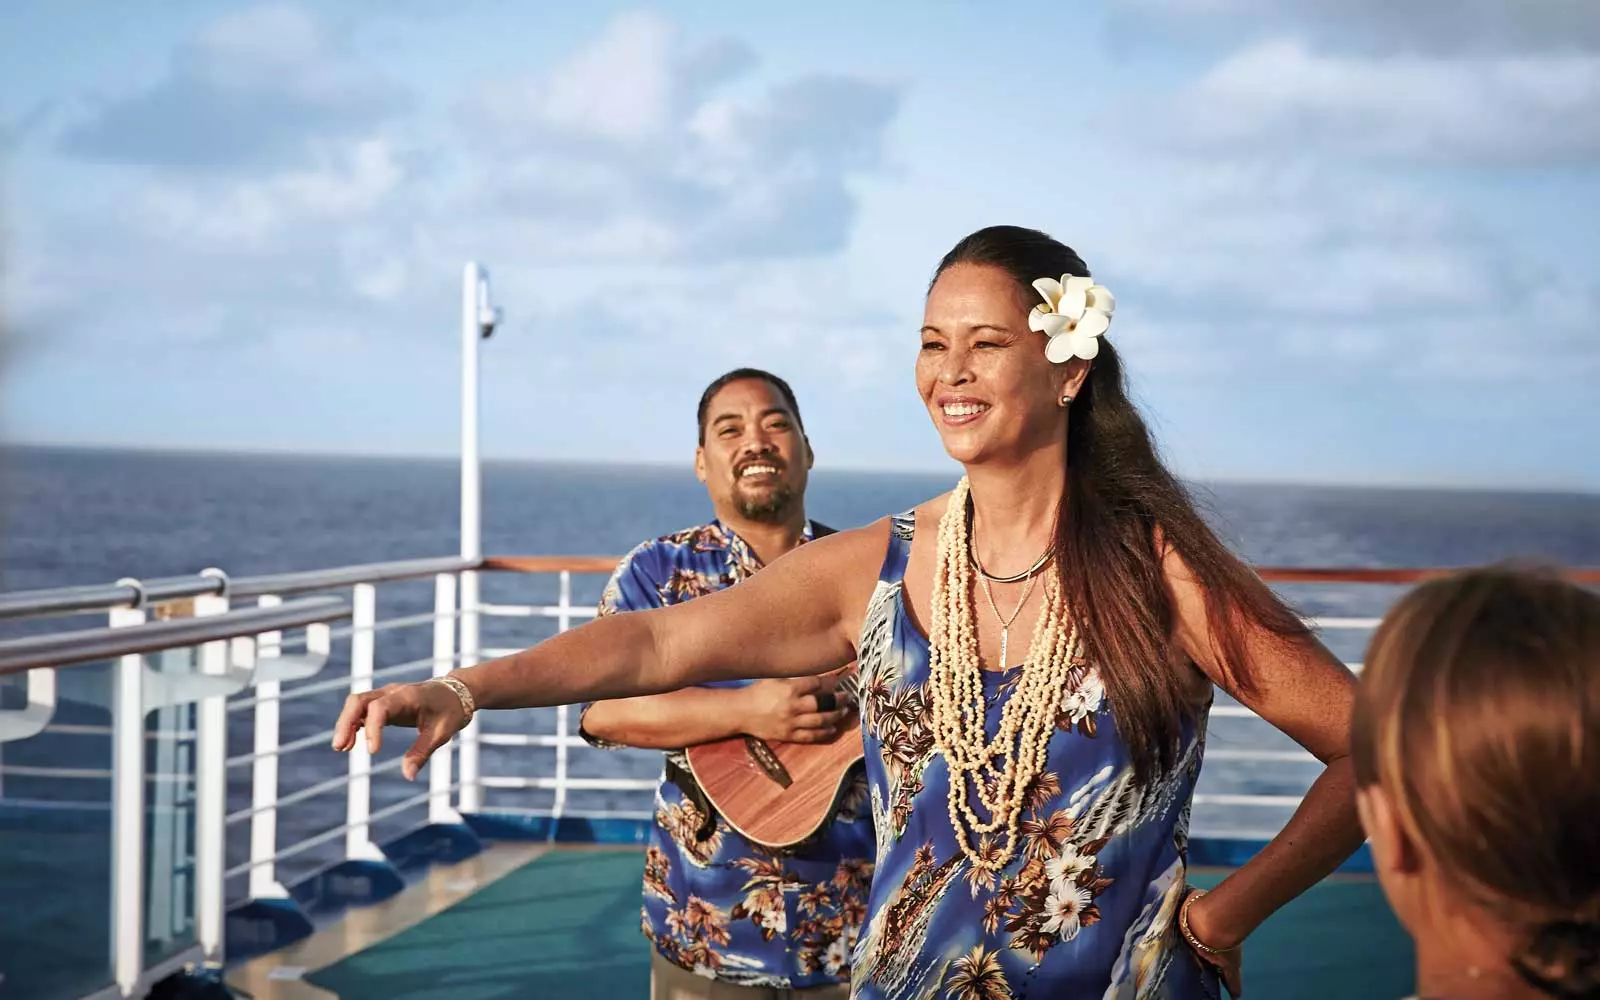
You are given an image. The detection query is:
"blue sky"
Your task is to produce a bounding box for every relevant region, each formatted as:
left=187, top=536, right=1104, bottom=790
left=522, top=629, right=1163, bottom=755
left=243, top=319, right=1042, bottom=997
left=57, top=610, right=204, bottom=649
left=3, top=0, right=1597, bottom=489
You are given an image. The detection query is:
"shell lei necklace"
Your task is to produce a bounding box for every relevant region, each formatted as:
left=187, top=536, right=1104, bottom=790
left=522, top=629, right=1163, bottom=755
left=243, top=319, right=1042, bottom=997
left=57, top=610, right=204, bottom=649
left=927, top=477, right=1084, bottom=873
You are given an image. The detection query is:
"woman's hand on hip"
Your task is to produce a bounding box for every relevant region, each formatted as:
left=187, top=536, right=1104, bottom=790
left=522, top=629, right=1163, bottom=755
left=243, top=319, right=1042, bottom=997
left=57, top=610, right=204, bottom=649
left=1183, top=888, right=1244, bottom=998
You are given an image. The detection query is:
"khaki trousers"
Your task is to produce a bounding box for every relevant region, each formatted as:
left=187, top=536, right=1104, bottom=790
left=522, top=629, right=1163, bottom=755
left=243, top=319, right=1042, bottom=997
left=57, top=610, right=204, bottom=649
left=650, top=953, right=851, bottom=1000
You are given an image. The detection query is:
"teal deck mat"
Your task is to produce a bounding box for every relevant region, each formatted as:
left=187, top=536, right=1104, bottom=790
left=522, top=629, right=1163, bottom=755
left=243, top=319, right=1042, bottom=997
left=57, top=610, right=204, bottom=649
left=305, top=851, right=1415, bottom=999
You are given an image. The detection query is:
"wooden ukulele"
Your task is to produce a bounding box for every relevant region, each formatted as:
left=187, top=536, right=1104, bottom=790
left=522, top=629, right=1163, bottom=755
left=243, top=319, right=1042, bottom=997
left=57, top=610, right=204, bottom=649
left=683, top=670, right=865, bottom=850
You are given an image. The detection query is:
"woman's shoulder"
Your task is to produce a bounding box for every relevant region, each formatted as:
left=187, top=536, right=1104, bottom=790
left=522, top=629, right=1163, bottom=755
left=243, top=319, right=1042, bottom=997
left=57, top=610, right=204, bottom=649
left=825, top=493, right=952, bottom=552
left=777, top=495, right=948, bottom=598
left=909, top=491, right=954, bottom=529
left=815, top=490, right=947, bottom=543
left=763, top=517, right=889, bottom=578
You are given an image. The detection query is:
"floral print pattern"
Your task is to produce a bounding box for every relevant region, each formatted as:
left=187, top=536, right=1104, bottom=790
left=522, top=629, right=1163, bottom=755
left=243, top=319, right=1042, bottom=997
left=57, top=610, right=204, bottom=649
left=852, top=512, right=1218, bottom=1000
left=581, top=519, right=876, bottom=990
left=1058, top=662, right=1106, bottom=736
left=867, top=678, right=937, bottom=837
left=943, top=945, right=1014, bottom=1000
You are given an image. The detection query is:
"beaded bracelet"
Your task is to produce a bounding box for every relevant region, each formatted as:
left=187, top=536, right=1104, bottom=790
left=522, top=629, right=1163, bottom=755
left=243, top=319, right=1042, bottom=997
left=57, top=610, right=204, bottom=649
left=1179, top=888, right=1236, bottom=956
left=433, top=675, right=476, bottom=724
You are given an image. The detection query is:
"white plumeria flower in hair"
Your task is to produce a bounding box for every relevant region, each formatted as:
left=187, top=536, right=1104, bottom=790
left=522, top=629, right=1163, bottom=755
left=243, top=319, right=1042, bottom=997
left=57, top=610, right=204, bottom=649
left=1027, top=273, right=1116, bottom=363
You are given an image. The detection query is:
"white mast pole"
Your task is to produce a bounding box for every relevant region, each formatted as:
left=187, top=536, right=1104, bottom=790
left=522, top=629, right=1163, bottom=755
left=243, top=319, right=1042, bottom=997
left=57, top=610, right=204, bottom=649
left=458, top=262, right=498, bottom=813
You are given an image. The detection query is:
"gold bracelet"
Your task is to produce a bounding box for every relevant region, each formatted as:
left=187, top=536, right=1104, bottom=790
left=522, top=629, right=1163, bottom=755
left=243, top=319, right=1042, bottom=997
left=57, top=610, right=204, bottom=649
left=1179, top=888, right=1236, bottom=955
left=433, top=675, right=476, bottom=723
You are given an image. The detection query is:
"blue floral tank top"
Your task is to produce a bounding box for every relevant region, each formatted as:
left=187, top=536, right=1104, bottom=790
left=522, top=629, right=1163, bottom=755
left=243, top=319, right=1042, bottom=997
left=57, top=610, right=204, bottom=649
left=851, top=512, right=1220, bottom=999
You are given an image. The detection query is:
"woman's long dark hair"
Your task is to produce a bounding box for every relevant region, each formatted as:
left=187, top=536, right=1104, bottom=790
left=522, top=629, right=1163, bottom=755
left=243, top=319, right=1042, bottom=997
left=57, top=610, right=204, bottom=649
left=934, top=225, right=1309, bottom=783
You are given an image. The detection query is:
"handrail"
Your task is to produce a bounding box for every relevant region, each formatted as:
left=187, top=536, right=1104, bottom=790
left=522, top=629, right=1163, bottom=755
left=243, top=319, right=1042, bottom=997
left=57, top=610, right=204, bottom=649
left=484, top=556, right=1600, bottom=585
left=228, top=556, right=480, bottom=598
left=1257, top=566, right=1600, bottom=585
left=0, top=597, right=350, bottom=676
left=483, top=555, right=628, bottom=574
left=6, top=558, right=1591, bottom=625
left=0, top=574, right=226, bottom=621
left=0, top=557, right=482, bottom=620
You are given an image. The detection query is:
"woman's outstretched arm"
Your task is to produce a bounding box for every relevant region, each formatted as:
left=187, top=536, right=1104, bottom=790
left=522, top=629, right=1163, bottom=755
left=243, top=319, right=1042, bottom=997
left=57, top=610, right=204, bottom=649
left=331, top=521, right=886, bottom=776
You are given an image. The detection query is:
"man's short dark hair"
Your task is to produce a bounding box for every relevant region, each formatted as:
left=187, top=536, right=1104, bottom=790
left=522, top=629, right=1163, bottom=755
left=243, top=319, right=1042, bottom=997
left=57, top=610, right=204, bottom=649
left=696, top=368, right=805, bottom=444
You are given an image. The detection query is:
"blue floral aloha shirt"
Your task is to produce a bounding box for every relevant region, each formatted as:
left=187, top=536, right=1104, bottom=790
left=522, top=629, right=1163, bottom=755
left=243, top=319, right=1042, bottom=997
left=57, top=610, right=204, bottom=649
left=579, top=519, right=876, bottom=990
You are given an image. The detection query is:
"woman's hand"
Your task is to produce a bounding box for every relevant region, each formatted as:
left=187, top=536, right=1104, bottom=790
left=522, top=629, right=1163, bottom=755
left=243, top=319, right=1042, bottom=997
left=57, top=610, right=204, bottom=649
left=1182, top=888, right=1244, bottom=998
left=333, top=679, right=470, bottom=780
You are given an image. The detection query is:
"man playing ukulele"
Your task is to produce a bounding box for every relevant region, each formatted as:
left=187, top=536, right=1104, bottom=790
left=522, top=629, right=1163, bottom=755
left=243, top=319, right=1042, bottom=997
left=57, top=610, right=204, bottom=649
left=579, top=369, right=874, bottom=1000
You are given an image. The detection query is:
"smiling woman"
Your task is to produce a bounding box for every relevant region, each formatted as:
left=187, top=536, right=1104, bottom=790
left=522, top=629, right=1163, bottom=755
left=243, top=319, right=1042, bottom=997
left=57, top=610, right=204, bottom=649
left=917, top=228, right=1314, bottom=788
left=334, top=224, right=1366, bottom=1000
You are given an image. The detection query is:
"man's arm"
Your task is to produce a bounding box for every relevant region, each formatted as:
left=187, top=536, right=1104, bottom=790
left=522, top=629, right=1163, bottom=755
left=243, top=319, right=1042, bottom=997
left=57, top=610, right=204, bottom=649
left=578, top=540, right=848, bottom=750
left=582, top=678, right=847, bottom=750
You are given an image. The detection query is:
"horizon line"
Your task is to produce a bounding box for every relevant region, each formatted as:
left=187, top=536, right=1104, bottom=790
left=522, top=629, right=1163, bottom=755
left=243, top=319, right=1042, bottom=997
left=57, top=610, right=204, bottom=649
left=5, top=438, right=1597, bottom=499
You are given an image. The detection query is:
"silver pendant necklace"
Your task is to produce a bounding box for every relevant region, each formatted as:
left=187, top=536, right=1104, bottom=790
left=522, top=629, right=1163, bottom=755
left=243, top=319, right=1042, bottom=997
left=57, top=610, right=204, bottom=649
left=964, top=494, right=1056, bottom=584
left=980, top=573, right=1035, bottom=668
left=965, top=495, right=1054, bottom=666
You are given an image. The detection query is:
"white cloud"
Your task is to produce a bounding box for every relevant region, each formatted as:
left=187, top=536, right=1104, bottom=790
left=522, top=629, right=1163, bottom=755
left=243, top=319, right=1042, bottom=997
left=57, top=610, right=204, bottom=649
left=1077, top=3, right=1600, bottom=390
left=131, top=138, right=402, bottom=248
left=187, top=4, right=344, bottom=90
left=1078, top=159, right=1597, bottom=385
left=1163, top=40, right=1600, bottom=165
left=14, top=6, right=902, bottom=379
left=58, top=2, right=406, bottom=171
left=1109, top=0, right=1600, bottom=55
left=470, top=11, right=687, bottom=146
left=463, top=11, right=765, bottom=156
left=346, top=253, right=409, bottom=303
left=455, top=12, right=900, bottom=262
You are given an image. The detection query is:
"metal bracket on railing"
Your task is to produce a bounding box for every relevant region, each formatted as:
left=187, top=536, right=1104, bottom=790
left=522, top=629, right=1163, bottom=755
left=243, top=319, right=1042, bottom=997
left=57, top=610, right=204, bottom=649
left=234, top=622, right=332, bottom=685
left=200, top=567, right=231, bottom=601
left=33, top=642, right=262, bottom=716
left=114, top=576, right=149, bottom=612
left=0, top=667, right=57, bottom=743
left=143, top=650, right=255, bottom=711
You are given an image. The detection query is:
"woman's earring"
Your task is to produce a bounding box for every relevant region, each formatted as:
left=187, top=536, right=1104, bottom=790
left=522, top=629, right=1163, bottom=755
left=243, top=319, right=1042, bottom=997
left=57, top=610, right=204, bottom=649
left=1060, top=393, right=1074, bottom=407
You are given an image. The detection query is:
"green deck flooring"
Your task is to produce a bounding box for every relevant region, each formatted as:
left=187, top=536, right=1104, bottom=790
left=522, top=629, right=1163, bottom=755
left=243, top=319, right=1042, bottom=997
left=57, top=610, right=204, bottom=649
left=0, top=825, right=115, bottom=1000
left=305, top=850, right=1416, bottom=999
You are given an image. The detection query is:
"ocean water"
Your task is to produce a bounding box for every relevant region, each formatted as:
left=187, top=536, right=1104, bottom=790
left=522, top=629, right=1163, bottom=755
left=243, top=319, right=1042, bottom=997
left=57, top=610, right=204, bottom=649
left=2, top=445, right=1598, bottom=896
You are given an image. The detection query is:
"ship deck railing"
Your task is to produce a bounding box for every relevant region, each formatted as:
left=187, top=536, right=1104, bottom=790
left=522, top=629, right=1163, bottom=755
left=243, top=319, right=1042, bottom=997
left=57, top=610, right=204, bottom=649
left=3, top=557, right=1597, bottom=1000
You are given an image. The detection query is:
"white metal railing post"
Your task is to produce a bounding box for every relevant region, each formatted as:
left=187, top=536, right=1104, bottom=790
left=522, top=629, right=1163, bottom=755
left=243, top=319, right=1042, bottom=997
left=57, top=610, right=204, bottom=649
left=108, top=602, right=147, bottom=996
left=460, top=262, right=483, bottom=571
left=457, top=582, right=481, bottom=814
left=345, top=583, right=384, bottom=860
left=457, top=260, right=494, bottom=815
left=147, top=649, right=182, bottom=956
left=429, top=573, right=463, bottom=824
left=457, top=582, right=482, bottom=814
left=552, top=571, right=572, bottom=821
left=193, top=589, right=230, bottom=961
left=248, top=595, right=290, bottom=899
